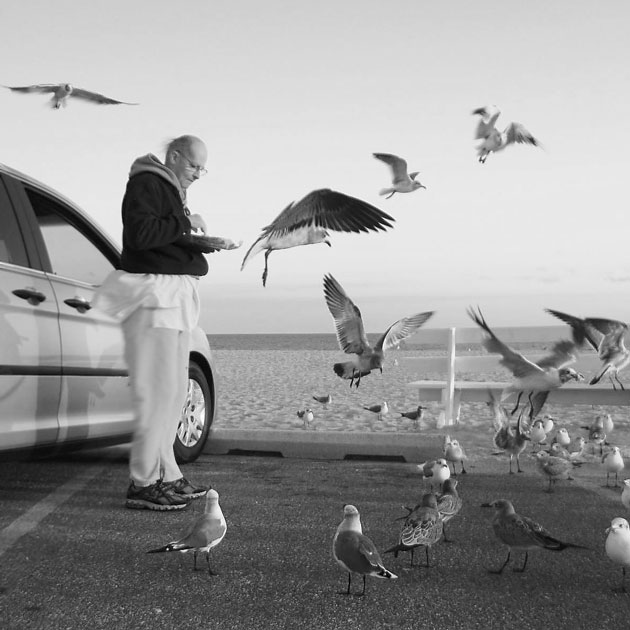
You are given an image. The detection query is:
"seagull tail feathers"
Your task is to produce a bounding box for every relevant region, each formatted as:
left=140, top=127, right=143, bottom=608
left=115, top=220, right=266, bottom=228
left=375, top=566, right=398, bottom=579
left=378, top=188, right=395, bottom=197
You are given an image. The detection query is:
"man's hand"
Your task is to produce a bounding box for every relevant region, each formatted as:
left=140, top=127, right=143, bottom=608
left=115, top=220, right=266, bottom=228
left=188, top=213, right=207, bottom=234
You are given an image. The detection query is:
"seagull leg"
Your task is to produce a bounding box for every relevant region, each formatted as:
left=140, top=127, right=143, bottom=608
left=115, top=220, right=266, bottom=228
left=488, top=550, right=511, bottom=574
left=425, top=546, right=431, bottom=568
left=359, top=575, right=366, bottom=597
left=516, top=454, right=524, bottom=474
left=615, top=374, right=625, bottom=390
left=409, top=548, right=415, bottom=568
left=344, top=573, right=352, bottom=595
left=508, top=455, right=514, bottom=475
left=193, top=551, right=199, bottom=571
left=261, top=250, right=271, bottom=287
left=460, top=460, right=467, bottom=474
left=206, top=552, right=218, bottom=576
left=510, top=392, right=523, bottom=416
left=513, top=552, right=528, bottom=573
left=386, top=192, right=395, bottom=199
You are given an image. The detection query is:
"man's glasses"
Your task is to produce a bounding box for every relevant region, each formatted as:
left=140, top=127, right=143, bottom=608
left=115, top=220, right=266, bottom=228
left=180, top=153, right=208, bottom=176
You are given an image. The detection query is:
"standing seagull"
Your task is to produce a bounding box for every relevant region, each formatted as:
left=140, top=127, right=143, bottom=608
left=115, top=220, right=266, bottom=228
left=363, top=401, right=389, bottom=421
left=3, top=83, right=138, bottom=109
left=147, top=489, right=226, bottom=575
left=468, top=307, right=584, bottom=415
left=605, top=518, right=630, bottom=592
left=436, top=478, right=463, bottom=543
left=545, top=309, right=630, bottom=390
left=313, top=394, right=332, bottom=407
left=534, top=451, right=577, bottom=492
left=443, top=435, right=467, bottom=475
left=385, top=493, right=444, bottom=568
left=483, top=499, right=586, bottom=574
left=324, top=274, right=433, bottom=387
left=602, top=447, right=625, bottom=488
left=487, top=391, right=530, bottom=473
left=332, top=504, right=397, bottom=596
left=373, top=153, right=426, bottom=199
left=240, top=189, right=394, bottom=286
left=472, top=105, right=540, bottom=163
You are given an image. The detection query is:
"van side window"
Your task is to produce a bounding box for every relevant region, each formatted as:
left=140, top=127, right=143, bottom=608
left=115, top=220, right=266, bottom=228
left=0, top=180, right=29, bottom=267
left=25, top=187, right=114, bottom=285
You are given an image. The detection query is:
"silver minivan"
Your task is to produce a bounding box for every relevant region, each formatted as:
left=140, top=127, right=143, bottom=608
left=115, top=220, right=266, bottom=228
left=0, top=162, right=217, bottom=462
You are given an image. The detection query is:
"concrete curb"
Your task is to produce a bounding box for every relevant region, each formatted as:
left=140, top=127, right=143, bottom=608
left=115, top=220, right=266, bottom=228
left=204, top=428, right=443, bottom=463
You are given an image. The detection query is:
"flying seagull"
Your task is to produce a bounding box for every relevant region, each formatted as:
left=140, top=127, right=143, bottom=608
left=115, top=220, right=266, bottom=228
left=240, top=189, right=394, bottom=286
left=147, top=489, right=226, bottom=575
left=333, top=504, right=397, bottom=596
left=3, top=83, right=138, bottom=109
left=324, top=274, right=433, bottom=387
left=468, top=307, right=584, bottom=415
left=373, top=153, right=426, bottom=198
left=472, top=105, right=540, bottom=163
left=545, top=309, right=630, bottom=390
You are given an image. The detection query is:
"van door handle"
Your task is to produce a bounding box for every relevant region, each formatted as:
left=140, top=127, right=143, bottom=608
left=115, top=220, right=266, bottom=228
left=12, top=287, right=46, bottom=304
left=64, top=297, right=92, bottom=312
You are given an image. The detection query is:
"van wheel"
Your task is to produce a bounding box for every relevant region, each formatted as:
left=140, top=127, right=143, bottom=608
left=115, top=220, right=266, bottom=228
left=174, top=361, right=212, bottom=464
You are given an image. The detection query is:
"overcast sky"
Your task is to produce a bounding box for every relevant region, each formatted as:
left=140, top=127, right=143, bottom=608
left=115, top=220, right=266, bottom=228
left=2, top=0, right=629, bottom=333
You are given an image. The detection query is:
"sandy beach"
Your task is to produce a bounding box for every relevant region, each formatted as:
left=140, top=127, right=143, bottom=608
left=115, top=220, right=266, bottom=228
left=210, top=344, right=630, bottom=460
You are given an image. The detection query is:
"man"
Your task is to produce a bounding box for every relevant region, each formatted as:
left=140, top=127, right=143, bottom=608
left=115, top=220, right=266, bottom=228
left=95, top=135, right=213, bottom=510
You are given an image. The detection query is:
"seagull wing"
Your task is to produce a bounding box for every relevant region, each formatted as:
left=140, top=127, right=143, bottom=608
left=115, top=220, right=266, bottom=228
left=544, top=309, right=601, bottom=350
left=259, top=189, right=394, bottom=238
left=467, top=307, right=541, bottom=378
left=4, top=83, right=59, bottom=94
left=472, top=105, right=501, bottom=138
left=377, top=311, right=434, bottom=351
left=323, top=274, right=370, bottom=355
left=535, top=340, right=579, bottom=369
left=373, top=153, right=409, bottom=182
left=584, top=317, right=628, bottom=338
left=180, top=514, right=226, bottom=549
left=505, top=122, right=539, bottom=146
left=70, top=87, right=138, bottom=105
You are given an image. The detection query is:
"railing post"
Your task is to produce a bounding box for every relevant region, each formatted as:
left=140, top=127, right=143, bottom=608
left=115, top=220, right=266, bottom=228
left=438, top=327, right=457, bottom=427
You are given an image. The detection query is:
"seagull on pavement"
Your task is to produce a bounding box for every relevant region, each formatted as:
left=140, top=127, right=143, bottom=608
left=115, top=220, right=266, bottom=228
left=324, top=274, right=433, bottom=388
left=605, top=517, right=630, bottom=592
left=483, top=499, right=587, bottom=574
left=545, top=309, right=630, bottom=390
left=534, top=451, right=578, bottom=492
left=373, top=153, right=426, bottom=199
left=240, top=189, right=394, bottom=286
left=417, top=458, right=451, bottom=492
left=385, top=493, right=443, bottom=568
left=363, top=401, right=389, bottom=421
left=147, top=489, right=226, bottom=575
left=468, top=307, right=584, bottom=417
left=436, top=478, right=463, bottom=543
left=472, top=105, right=541, bottom=164
left=3, top=83, right=138, bottom=108
left=487, top=391, right=530, bottom=474
left=333, top=504, right=397, bottom=596
left=602, top=447, right=625, bottom=487
left=443, top=435, right=467, bottom=475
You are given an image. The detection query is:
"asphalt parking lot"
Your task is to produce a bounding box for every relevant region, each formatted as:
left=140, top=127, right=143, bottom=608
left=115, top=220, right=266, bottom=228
left=1, top=447, right=630, bottom=630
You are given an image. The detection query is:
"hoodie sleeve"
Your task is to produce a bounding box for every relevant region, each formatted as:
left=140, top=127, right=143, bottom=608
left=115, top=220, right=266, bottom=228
left=122, top=175, right=191, bottom=251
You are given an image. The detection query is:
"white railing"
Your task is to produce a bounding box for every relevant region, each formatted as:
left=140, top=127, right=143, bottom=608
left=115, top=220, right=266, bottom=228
left=403, top=325, right=630, bottom=426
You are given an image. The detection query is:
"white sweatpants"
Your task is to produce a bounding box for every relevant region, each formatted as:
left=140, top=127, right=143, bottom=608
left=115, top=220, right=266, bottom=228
left=122, top=307, right=190, bottom=486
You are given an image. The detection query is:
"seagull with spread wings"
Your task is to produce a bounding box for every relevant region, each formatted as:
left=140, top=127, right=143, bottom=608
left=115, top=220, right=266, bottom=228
left=3, top=83, right=138, bottom=109
left=372, top=153, right=426, bottom=198
left=468, top=307, right=584, bottom=414
left=240, top=189, right=394, bottom=286
left=545, top=309, right=630, bottom=390
left=324, top=274, right=433, bottom=387
left=472, top=105, right=540, bottom=164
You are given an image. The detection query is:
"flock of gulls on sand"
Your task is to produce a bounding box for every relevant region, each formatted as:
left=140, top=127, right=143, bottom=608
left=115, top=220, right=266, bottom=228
left=6, top=83, right=630, bottom=597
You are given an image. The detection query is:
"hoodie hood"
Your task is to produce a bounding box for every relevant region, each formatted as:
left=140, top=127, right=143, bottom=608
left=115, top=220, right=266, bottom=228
left=129, top=153, right=186, bottom=204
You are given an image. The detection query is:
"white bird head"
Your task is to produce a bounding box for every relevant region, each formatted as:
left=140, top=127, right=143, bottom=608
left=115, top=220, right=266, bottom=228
left=606, top=517, right=630, bottom=536
left=559, top=368, right=584, bottom=383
